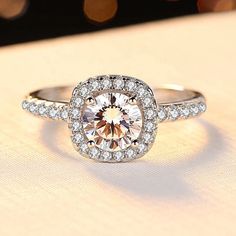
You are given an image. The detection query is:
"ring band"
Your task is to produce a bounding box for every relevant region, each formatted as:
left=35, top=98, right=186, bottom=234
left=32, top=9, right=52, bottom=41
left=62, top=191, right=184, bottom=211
left=21, top=75, right=206, bottom=162
left=24, top=86, right=205, bottom=122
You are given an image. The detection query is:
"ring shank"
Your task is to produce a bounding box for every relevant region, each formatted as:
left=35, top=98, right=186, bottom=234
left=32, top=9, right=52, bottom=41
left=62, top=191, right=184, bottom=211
left=30, top=86, right=72, bottom=104
left=23, top=85, right=206, bottom=122
left=29, top=85, right=204, bottom=106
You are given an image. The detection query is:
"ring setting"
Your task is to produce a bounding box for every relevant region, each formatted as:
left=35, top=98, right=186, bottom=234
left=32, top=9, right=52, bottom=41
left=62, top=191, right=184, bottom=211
left=69, top=75, right=158, bottom=162
left=22, top=75, right=206, bottom=163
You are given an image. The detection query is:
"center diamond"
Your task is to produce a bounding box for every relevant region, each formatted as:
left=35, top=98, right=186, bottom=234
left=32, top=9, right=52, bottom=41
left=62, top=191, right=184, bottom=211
left=82, top=92, right=143, bottom=151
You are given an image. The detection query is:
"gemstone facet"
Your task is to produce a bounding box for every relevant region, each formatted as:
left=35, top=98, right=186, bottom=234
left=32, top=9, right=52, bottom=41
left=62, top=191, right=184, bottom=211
left=82, top=92, right=143, bottom=152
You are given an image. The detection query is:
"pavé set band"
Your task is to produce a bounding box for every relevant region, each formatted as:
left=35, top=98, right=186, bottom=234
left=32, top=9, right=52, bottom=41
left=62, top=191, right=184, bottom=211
left=22, top=75, right=206, bottom=162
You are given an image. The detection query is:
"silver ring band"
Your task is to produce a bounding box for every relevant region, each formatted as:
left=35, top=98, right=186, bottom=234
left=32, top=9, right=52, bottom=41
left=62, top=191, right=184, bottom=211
left=21, top=75, right=207, bottom=162
left=22, top=85, right=206, bottom=123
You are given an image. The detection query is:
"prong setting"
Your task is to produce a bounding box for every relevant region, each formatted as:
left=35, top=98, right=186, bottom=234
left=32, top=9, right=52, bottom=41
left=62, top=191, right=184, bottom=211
left=85, top=97, right=95, bottom=105
left=87, top=140, right=95, bottom=148
left=128, top=97, right=137, bottom=105
left=131, top=140, right=139, bottom=147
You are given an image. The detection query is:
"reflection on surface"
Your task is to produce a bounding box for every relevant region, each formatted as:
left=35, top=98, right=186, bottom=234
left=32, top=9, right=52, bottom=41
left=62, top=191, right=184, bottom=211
left=41, top=119, right=226, bottom=200
left=155, top=121, right=208, bottom=164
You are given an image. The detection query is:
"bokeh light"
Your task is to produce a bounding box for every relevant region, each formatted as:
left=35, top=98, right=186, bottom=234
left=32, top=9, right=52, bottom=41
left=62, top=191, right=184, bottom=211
left=0, top=0, right=28, bottom=20
left=198, top=0, right=236, bottom=12
left=83, top=0, right=118, bottom=24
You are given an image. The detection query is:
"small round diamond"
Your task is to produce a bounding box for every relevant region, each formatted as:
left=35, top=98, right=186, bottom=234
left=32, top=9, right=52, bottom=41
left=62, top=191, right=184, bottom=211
left=89, top=147, right=100, bottom=159
left=169, top=107, right=179, bottom=120
left=145, top=121, right=155, bottom=132
left=138, top=143, right=147, bottom=154
left=29, top=103, right=37, bottom=113
left=143, top=133, right=152, bottom=143
left=126, top=149, right=135, bottom=159
left=137, top=85, right=146, bottom=98
left=102, top=151, right=112, bottom=161
left=180, top=105, right=190, bottom=117
left=90, top=79, right=100, bottom=91
left=49, top=107, right=58, bottom=119
left=142, top=97, right=153, bottom=107
left=72, top=133, right=83, bottom=143
left=157, top=108, right=167, bottom=121
left=145, top=109, right=156, bottom=120
left=101, top=76, right=112, bottom=89
left=113, top=77, right=124, bottom=89
left=38, top=104, right=47, bottom=116
left=198, top=102, right=206, bottom=112
left=73, top=97, right=84, bottom=107
left=71, top=108, right=80, bottom=119
left=126, top=80, right=136, bottom=91
left=71, top=121, right=82, bottom=131
left=80, top=143, right=88, bottom=154
left=22, top=100, right=29, bottom=109
left=190, top=104, right=199, bottom=115
left=79, top=86, right=89, bottom=97
left=114, top=151, right=124, bottom=161
left=60, top=109, right=68, bottom=120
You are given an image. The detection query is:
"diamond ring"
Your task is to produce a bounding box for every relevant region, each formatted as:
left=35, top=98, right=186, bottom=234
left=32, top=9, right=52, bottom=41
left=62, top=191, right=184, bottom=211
left=22, top=75, right=206, bottom=162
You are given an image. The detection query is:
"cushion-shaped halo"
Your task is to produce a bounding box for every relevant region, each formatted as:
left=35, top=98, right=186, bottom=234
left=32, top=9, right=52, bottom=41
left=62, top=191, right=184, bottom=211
left=68, top=75, right=158, bottom=162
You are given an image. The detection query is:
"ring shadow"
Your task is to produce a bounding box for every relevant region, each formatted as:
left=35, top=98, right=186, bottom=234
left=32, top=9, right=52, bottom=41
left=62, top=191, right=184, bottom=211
left=41, top=119, right=227, bottom=200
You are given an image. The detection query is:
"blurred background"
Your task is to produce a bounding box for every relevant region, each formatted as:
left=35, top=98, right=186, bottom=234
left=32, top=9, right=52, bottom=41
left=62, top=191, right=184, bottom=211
left=0, top=0, right=236, bottom=47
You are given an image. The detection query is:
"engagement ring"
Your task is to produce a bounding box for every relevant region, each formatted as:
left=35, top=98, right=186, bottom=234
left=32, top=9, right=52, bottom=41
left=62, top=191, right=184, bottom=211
left=22, top=75, right=206, bottom=162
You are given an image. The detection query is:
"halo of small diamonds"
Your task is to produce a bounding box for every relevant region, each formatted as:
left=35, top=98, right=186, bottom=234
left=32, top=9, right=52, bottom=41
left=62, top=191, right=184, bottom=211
left=68, top=75, right=158, bottom=162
